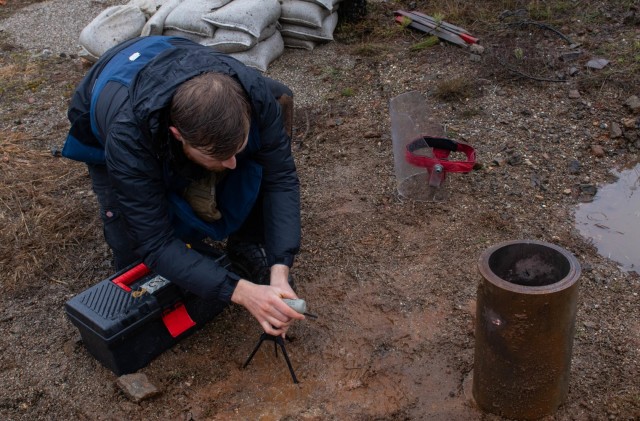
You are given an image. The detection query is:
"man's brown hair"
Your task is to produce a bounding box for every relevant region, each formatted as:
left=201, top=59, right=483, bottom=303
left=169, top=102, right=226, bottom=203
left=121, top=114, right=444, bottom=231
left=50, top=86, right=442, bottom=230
left=170, top=73, right=251, bottom=159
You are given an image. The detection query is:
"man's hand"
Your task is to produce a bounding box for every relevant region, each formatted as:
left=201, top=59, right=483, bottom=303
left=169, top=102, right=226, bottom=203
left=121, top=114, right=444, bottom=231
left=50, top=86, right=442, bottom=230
left=270, top=264, right=294, bottom=294
left=231, top=279, right=304, bottom=337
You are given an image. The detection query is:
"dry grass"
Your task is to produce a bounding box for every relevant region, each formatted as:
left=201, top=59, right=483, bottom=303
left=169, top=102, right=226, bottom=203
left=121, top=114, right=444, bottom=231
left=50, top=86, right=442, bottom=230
left=434, top=76, right=478, bottom=102
left=0, top=129, right=101, bottom=296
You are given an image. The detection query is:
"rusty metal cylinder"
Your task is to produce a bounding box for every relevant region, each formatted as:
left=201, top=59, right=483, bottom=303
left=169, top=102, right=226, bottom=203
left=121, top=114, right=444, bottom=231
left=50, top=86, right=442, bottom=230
left=472, top=240, right=581, bottom=420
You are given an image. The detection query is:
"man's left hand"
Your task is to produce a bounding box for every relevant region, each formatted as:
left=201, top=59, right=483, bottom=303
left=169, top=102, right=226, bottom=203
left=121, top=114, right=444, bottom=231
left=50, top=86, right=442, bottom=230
left=270, top=264, right=295, bottom=296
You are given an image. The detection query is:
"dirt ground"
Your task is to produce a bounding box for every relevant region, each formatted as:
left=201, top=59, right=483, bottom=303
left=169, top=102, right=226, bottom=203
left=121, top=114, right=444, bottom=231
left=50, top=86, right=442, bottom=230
left=1, top=1, right=639, bottom=420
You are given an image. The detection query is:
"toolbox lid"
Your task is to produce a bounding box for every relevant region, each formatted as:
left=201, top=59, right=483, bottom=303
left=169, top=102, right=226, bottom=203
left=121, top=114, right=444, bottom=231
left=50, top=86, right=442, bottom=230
left=65, top=277, right=164, bottom=343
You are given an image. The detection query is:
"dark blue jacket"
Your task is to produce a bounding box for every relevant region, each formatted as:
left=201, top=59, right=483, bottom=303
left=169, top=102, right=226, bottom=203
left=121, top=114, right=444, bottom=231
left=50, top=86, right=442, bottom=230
left=65, top=37, right=300, bottom=302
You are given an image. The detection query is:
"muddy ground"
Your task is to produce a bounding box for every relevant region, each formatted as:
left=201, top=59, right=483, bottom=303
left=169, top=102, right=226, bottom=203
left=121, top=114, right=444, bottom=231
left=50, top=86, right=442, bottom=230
left=1, top=1, right=639, bottom=420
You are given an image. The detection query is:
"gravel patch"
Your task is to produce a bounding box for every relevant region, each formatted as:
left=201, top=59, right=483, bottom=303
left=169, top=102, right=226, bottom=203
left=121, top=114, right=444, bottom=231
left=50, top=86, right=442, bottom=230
left=0, top=0, right=119, bottom=54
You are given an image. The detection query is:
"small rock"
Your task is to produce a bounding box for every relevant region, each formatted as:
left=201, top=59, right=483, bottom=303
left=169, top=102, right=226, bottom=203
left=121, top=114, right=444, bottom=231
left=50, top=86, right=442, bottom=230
left=568, top=90, right=581, bottom=99
left=563, top=188, right=572, bottom=195
left=568, top=67, right=579, bottom=76
left=624, top=130, right=639, bottom=143
left=37, top=49, right=53, bottom=58
left=560, top=50, right=583, bottom=62
left=27, top=97, right=36, bottom=104
left=530, top=173, right=542, bottom=188
left=610, top=122, right=622, bottom=139
left=590, top=144, right=605, bottom=157
left=568, top=159, right=581, bottom=174
left=469, top=44, right=485, bottom=55
left=622, top=117, right=637, bottom=129
left=624, top=95, right=640, bottom=112
left=580, top=184, right=597, bottom=195
left=492, top=155, right=507, bottom=166
left=363, top=131, right=380, bottom=139
left=116, top=373, right=161, bottom=403
left=469, top=54, right=482, bottom=62
left=63, top=335, right=82, bottom=356
left=586, top=58, right=610, bottom=70
left=507, top=153, right=523, bottom=166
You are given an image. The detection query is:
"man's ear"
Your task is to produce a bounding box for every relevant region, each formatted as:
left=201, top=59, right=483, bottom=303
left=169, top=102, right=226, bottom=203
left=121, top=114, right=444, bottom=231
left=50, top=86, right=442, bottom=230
left=169, top=126, right=183, bottom=143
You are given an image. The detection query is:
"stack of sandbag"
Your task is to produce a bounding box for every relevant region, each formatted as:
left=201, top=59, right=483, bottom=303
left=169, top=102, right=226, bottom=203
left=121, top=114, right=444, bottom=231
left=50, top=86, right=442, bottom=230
left=78, top=0, right=286, bottom=72
left=200, top=0, right=283, bottom=72
left=279, top=0, right=342, bottom=50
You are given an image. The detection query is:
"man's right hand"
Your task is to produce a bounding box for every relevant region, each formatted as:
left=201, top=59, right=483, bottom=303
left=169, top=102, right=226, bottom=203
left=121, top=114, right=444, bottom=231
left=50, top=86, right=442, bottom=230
left=230, top=279, right=305, bottom=336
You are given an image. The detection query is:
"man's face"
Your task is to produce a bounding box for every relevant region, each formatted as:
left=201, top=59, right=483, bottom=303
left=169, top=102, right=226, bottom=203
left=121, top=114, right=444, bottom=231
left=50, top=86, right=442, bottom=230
left=170, top=126, right=248, bottom=172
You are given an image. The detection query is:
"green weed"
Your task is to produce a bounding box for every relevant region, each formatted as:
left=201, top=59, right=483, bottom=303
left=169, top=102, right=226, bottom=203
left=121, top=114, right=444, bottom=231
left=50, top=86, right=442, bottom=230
left=352, top=43, right=389, bottom=57
left=410, top=36, right=440, bottom=51
left=341, top=87, right=355, bottom=97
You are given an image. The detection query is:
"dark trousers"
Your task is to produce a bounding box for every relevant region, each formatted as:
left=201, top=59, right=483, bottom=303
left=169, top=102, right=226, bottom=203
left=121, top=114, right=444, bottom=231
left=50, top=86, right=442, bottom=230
left=88, top=163, right=138, bottom=270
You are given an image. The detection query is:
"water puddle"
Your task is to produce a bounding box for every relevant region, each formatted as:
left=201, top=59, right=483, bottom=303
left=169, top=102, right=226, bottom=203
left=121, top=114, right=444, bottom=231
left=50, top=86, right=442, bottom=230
left=574, top=163, right=640, bottom=272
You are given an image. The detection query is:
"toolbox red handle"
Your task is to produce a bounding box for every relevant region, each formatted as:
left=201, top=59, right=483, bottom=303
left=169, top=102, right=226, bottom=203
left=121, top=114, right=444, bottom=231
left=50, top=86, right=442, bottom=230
left=162, top=302, right=196, bottom=338
left=112, top=263, right=151, bottom=292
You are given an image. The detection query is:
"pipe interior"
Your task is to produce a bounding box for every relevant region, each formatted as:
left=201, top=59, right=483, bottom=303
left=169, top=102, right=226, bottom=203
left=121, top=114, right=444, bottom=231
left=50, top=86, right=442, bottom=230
left=487, top=243, right=571, bottom=287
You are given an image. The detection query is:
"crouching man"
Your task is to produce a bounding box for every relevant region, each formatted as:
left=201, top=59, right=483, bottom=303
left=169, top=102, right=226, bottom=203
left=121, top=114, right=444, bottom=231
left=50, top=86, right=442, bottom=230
left=63, top=36, right=303, bottom=336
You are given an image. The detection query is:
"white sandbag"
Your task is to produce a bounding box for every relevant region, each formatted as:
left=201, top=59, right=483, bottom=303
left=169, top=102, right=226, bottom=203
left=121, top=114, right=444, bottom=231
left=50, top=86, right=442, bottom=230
left=283, top=36, right=316, bottom=50
left=229, top=31, right=284, bottom=72
left=141, top=0, right=182, bottom=36
left=280, top=0, right=329, bottom=28
left=163, top=28, right=210, bottom=43
left=164, top=0, right=231, bottom=37
left=302, top=0, right=341, bottom=11
left=200, top=28, right=255, bottom=53
left=202, top=0, right=281, bottom=38
left=279, top=11, right=337, bottom=42
left=200, top=22, right=277, bottom=53
left=78, top=46, right=100, bottom=63
left=258, top=22, right=278, bottom=40
left=127, top=0, right=162, bottom=17
left=79, top=5, right=147, bottom=59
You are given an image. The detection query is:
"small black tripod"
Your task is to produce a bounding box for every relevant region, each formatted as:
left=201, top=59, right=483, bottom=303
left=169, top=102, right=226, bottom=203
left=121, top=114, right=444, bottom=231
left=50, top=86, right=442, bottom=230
left=242, top=333, right=299, bottom=384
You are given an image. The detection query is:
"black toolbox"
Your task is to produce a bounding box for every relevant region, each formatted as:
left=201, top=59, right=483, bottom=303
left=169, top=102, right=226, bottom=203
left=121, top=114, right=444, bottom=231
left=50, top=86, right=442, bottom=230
left=65, top=252, right=232, bottom=375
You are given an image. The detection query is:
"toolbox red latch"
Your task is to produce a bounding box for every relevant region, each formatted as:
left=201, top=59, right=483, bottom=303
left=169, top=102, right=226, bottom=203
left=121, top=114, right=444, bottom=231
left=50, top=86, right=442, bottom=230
left=162, top=302, right=196, bottom=338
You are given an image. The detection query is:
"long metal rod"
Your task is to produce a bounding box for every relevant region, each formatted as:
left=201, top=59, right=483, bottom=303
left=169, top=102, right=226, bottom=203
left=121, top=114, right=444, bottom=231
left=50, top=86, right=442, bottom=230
left=395, top=10, right=478, bottom=45
left=396, top=15, right=468, bottom=48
